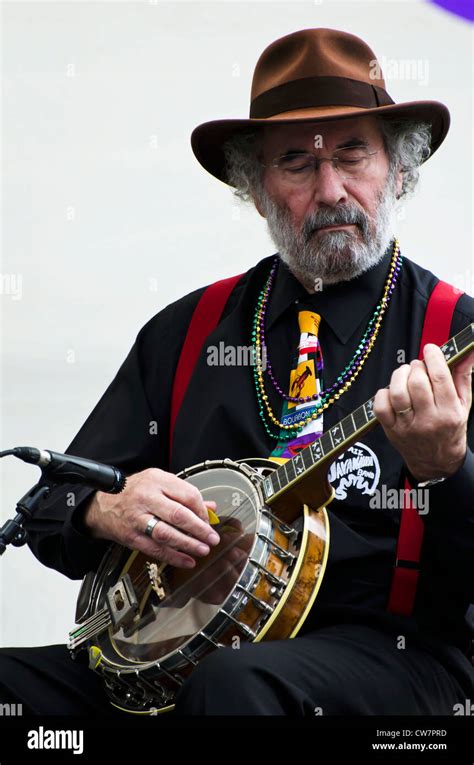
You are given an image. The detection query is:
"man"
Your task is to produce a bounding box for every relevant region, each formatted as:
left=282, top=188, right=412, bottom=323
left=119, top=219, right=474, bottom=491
left=1, top=28, right=473, bottom=716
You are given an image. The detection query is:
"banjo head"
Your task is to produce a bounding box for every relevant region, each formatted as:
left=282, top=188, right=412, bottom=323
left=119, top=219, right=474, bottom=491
left=94, top=460, right=267, bottom=666
left=70, top=458, right=328, bottom=712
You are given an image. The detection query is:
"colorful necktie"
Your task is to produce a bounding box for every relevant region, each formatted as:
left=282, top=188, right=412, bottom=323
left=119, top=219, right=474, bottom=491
left=269, top=309, right=324, bottom=462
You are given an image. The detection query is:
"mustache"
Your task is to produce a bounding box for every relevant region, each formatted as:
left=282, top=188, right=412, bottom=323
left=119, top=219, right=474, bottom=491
left=302, top=205, right=370, bottom=244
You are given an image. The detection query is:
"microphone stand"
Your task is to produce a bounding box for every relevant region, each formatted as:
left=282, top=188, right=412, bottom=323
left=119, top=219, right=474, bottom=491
left=0, top=448, right=125, bottom=556
left=0, top=482, right=51, bottom=556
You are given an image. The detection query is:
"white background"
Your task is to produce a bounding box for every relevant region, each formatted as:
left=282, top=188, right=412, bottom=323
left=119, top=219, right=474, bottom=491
left=1, top=0, right=472, bottom=646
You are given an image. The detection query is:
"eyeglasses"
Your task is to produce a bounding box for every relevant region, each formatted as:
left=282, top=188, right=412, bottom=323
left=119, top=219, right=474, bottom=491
left=261, top=145, right=380, bottom=186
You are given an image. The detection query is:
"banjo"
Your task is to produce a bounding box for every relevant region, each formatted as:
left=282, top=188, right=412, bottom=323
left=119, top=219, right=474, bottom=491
left=68, top=324, right=473, bottom=714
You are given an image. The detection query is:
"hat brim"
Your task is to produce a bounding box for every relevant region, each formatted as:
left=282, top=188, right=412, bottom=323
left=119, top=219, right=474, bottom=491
left=191, top=101, right=450, bottom=186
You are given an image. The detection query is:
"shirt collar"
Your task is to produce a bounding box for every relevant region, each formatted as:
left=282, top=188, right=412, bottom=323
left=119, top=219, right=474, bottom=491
left=266, top=241, right=395, bottom=344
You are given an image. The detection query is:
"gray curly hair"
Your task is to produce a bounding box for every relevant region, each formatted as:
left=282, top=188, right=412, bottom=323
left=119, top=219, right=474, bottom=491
left=222, top=118, right=432, bottom=206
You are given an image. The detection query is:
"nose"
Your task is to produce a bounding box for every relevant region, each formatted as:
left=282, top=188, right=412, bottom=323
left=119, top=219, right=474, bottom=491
left=311, top=159, right=349, bottom=208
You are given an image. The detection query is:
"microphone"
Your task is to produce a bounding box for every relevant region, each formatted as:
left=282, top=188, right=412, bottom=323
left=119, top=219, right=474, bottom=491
left=10, top=447, right=127, bottom=494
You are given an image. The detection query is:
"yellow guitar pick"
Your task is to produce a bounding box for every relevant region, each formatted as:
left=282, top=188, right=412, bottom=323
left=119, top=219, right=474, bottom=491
left=207, top=507, right=220, bottom=525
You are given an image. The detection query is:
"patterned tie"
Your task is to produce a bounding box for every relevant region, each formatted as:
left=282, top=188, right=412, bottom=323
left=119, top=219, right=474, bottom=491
left=270, top=309, right=324, bottom=462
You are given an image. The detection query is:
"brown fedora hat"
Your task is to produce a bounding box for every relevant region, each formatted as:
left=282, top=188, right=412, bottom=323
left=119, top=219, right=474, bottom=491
left=191, top=28, right=450, bottom=185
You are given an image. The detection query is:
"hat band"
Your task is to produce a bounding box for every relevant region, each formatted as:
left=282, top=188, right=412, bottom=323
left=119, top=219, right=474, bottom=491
left=249, top=75, right=394, bottom=119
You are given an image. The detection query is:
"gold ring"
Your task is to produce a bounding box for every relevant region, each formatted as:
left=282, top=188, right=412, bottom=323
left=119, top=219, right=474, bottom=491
left=396, top=406, right=413, bottom=416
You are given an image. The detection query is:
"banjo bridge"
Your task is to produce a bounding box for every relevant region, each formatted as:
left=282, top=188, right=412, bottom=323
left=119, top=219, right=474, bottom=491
left=146, top=561, right=167, bottom=601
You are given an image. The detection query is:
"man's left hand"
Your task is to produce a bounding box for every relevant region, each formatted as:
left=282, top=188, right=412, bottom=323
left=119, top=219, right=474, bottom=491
left=373, top=344, right=474, bottom=483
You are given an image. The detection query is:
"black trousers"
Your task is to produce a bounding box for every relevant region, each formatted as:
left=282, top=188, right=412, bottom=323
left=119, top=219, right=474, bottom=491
left=0, top=624, right=472, bottom=716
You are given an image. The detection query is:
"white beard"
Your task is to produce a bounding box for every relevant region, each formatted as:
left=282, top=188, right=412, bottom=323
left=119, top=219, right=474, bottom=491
left=260, top=172, right=398, bottom=291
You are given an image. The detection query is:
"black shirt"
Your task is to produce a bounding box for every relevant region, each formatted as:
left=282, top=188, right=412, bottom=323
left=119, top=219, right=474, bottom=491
left=26, top=243, right=474, bottom=656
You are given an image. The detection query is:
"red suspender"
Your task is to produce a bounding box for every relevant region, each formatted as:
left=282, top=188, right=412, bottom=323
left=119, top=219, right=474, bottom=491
left=387, top=280, right=463, bottom=615
left=169, top=273, right=243, bottom=460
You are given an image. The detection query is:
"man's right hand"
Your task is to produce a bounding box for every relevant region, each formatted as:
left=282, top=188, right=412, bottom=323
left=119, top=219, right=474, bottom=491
left=83, top=468, right=220, bottom=569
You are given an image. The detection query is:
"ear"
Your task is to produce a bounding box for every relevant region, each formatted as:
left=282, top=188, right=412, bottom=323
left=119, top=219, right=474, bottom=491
left=395, top=167, right=403, bottom=199
left=253, top=193, right=266, bottom=218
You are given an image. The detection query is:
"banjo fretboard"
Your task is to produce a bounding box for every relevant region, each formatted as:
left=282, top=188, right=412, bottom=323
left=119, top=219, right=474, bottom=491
left=263, top=322, right=473, bottom=505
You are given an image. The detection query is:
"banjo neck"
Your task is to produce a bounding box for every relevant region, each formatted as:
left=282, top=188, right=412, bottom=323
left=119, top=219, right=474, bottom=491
left=262, top=323, right=474, bottom=522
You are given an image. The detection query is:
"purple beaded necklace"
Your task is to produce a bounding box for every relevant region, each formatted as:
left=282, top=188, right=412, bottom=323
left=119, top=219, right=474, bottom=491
left=252, top=239, right=403, bottom=412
